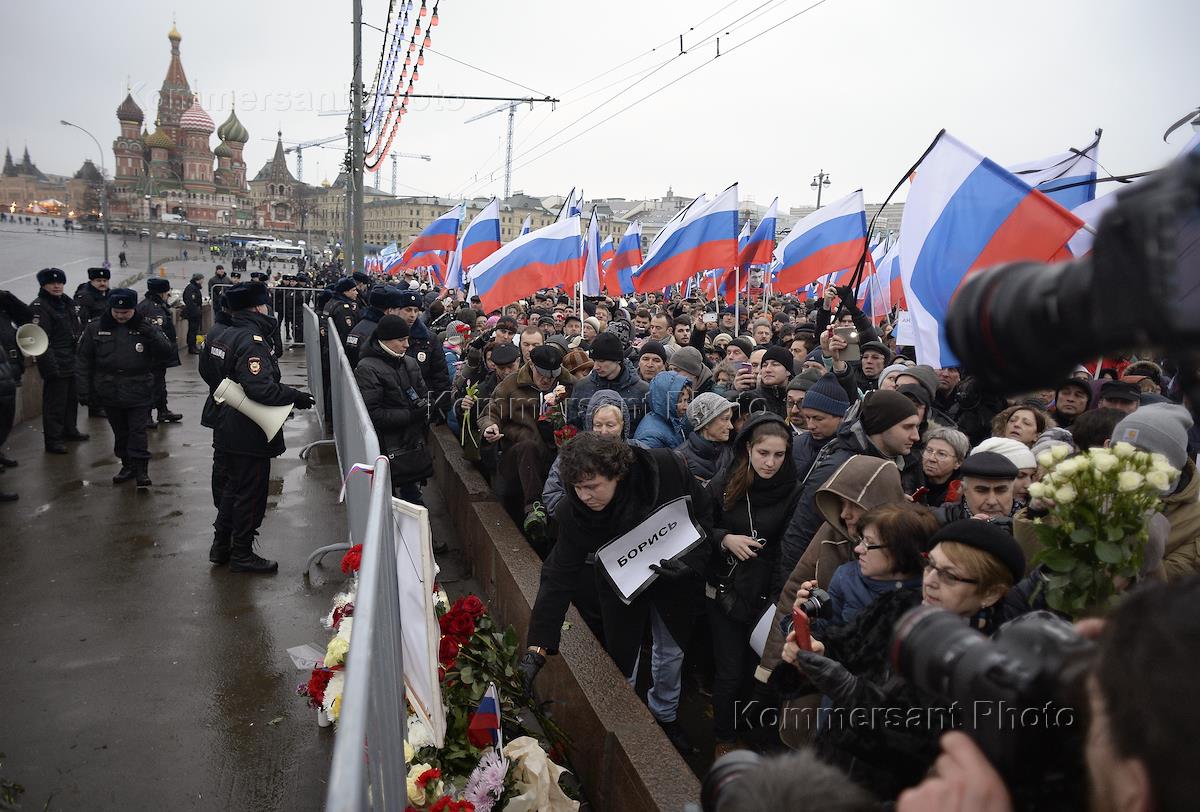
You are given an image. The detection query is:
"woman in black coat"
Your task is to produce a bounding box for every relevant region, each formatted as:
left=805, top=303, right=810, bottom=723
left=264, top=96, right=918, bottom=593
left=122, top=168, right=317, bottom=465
left=704, top=413, right=803, bottom=752
left=353, top=315, right=431, bottom=504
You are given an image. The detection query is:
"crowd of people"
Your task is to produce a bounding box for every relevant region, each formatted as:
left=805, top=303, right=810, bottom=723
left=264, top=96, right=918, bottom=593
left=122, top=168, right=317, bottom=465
left=4, top=259, right=1199, bottom=807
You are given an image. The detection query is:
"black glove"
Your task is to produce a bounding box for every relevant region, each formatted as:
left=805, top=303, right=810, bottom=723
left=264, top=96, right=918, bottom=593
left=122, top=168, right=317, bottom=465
left=649, top=557, right=697, bottom=581
left=518, top=650, right=546, bottom=695
left=793, top=649, right=880, bottom=706
left=293, top=392, right=315, bottom=410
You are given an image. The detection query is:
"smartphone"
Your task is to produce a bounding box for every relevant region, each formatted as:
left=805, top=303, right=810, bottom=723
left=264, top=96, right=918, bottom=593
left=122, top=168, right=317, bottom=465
left=792, top=607, right=813, bottom=652
left=737, top=362, right=752, bottom=375
left=703, top=312, right=717, bottom=324
left=834, top=326, right=861, bottom=362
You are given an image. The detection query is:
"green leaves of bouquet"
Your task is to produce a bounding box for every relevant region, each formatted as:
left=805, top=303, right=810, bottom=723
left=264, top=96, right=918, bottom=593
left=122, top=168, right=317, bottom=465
left=1029, top=442, right=1178, bottom=615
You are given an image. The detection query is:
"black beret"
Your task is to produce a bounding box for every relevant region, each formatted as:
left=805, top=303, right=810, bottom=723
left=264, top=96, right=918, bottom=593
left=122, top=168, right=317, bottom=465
left=375, top=314, right=410, bottom=341
left=1099, top=380, right=1140, bottom=403
left=931, top=519, right=1025, bottom=584
left=958, top=451, right=1019, bottom=480
left=224, top=281, right=270, bottom=311
left=396, top=290, right=423, bottom=310
left=530, top=344, right=563, bottom=377
left=369, top=286, right=406, bottom=309
left=490, top=342, right=520, bottom=366
left=108, top=288, right=137, bottom=309
left=36, top=268, right=66, bottom=285
left=87, top=267, right=111, bottom=280
left=146, top=277, right=170, bottom=293
left=859, top=339, right=893, bottom=363
left=352, top=271, right=372, bottom=285
left=333, top=277, right=357, bottom=293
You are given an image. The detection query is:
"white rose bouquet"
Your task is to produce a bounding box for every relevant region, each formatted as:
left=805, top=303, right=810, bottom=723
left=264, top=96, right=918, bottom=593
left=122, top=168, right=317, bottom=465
left=1028, top=442, right=1179, bottom=614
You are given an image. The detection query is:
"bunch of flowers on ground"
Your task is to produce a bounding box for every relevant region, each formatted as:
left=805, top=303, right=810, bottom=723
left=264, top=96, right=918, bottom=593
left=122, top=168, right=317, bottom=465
left=1029, top=442, right=1179, bottom=614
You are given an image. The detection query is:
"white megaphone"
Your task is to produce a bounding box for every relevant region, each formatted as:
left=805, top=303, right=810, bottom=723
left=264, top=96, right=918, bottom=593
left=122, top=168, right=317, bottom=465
left=213, top=378, right=293, bottom=440
left=16, top=323, right=49, bottom=357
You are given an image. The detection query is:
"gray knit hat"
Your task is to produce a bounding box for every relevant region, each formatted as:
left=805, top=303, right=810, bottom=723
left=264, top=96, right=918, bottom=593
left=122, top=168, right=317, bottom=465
left=1111, top=403, right=1193, bottom=472
left=687, top=392, right=735, bottom=432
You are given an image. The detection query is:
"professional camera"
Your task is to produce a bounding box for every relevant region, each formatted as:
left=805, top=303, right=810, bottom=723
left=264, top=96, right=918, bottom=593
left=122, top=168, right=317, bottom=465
left=779, top=587, right=833, bottom=636
left=891, top=606, right=1095, bottom=809
left=946, top=151, right=1200, bottom=400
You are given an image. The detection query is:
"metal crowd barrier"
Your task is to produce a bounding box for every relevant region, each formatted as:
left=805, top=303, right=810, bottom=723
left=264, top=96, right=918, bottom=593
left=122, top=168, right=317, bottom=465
left=303, top=316, right=383, bottom=573
left=302, top=303, right=328, bottom=435
left=324, top=456, right=408, bottom=812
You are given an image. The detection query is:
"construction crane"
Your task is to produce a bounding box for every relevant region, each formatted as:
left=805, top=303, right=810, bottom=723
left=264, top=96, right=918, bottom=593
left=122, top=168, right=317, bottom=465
left=465, top=101, right=521, bottom=199
left=260, top=135, right=430, bottom=185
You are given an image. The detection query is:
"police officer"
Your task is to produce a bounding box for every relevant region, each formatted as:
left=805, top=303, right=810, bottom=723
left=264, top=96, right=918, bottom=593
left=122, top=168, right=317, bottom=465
left=345, top=285, right=404, bottom=367
left=73, top=267, right=110, bottom=324
left=0, top=289, right=31, bottom=500
left=76, top=288, right=175, bottom=487
left=198, top=292, right=234, bottom=512
left=250, top=271, right=284, bottom=355
left=137, top=278, right=183, bottom=424
left=324, top=277, right=361, bottom=349
left=182, top=272, right=204, bottom=354
left=29, top=268, right=88, bottom=453
left=207, top=281, right=315, bottom=573
left=395, top=288, right=451, bottom=421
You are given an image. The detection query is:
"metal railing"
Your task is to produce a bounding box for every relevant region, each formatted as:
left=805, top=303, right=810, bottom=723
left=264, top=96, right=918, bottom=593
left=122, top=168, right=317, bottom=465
left=324, top=456, right=408, bottom=812
left=302, top=303, right=328, bottom=435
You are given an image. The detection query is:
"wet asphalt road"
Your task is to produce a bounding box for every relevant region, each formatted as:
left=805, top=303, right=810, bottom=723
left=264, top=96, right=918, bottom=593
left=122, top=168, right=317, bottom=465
left=1, top=353, right=346, bottom=811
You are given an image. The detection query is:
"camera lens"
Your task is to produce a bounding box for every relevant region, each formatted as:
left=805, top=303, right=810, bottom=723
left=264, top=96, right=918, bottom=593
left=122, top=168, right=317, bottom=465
left=700, top=750, right=761, bottom=812
left=799, top=587, right=833, bottom=620
left=890, top=605, right=991, bottom=698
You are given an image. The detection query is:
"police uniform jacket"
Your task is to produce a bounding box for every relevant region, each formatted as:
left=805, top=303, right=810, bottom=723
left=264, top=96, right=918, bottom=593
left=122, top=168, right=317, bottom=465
left=353, top=338, right=429, bottom=457
left=198, top=311, right=234, bottom=430
left=75, top=311, right=175, bottom=408
left=208, top=311, right=303, bottom=458
left=0, top=290, right=31, bottom=394
left=405, top=316, right=450, bottom=422
left=345, top=306, right=382, bottom=367
left=73, top=282, right=109, bottom=324
left=28, top=289, right=82, bottom=380
left=325, top=295, right=359, bottom=347
left=136, top=293, right=181, bottom=369
left=182, top=281, right=203, bottom=321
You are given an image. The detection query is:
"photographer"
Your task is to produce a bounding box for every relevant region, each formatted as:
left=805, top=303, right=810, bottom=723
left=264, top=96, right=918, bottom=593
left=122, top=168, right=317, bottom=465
left=898, top=577, right=1200, bottom=812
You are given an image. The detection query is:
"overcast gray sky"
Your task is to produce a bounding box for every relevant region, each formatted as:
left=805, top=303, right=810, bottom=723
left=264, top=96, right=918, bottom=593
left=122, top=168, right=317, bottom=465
left=3, top=0, right=1195, bottom=208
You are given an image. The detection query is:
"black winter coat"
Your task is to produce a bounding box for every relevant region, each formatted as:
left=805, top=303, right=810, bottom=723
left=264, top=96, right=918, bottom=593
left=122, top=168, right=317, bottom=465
left=198, top=311, right=235, bottom=430
left=675, top=431, right=732, bottom=484
left=528, top=446, right=714, bottom=676
left=135, top=293, right=181, bottom=369
left=345, top=306, right=382, bottom=367
left=406, top=316, right=450, bottom=423
left=208, top=311, right=302, bottom=458
left=182, top=281, right=203, bottom=320
left=28, top=289, right=82, bottom=379
left=0, top=291, right=31, bottom=397
left=325, top=295, right=359, bottom=346
left=354, top=339, right=430, bottom=459
left=73, top=282, right=108, bottom=324
left=75, top=312, right=175, bottom=407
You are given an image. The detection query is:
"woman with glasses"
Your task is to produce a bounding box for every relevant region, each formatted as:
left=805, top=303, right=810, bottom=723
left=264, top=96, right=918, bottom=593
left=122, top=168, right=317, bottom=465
left=917, top=427, right=969, bottom=507
left=772, top=520, right=1027, bottom=796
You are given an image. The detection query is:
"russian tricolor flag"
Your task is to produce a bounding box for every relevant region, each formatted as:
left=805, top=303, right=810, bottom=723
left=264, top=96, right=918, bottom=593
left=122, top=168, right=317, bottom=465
left=468, top=217, right=583, bottom=313
left=467, top=683, right=502, bottom=750
left=460, top=198, right=502, bottom=270
left=1009, top=133, right=1101, bottom=212
left=739, top=197, right=778, bottom=269
left=772, top=190, right=868, bottom=294
left=598, top=235, right=619, bottom=296
left=633, top=184, right=738, bottom=292
left=610, top=221, right=642, bottom=296
left=581, top=207, right=602, bottom=296
left=899, top=131, right=1083, bottom=368
left=400, top=203, right=463, bottom=266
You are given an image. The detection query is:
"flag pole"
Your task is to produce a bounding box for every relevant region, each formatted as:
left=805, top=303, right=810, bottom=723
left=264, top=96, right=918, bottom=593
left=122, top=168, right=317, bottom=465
left=734, top=265, right=740, bottom=330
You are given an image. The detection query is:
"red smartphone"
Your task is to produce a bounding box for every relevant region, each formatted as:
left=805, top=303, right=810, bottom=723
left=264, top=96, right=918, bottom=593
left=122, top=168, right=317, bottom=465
left=792, top=607, right=813, bottom=652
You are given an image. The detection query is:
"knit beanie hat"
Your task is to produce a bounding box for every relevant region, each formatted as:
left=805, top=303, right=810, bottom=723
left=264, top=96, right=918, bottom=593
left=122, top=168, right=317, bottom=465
left=375, top=315, right=410, bottom=340
left=877, top=362, right=909, bottom=388
left=1111, top=403, right=1193, bottom=472
left=589, top=332, right=625, bottom=362
left=971, top=437, right=1037, bottom=471
left=860, top=389, right=918, bottom=435
left=802, top=373, right=850, bottom=417
left=670, top=346, right=706, bottom=379
left=583, top=316, right=602, bottom=335
left=761, top=345, right=795, bottom=375
left=728, top=337, right=754, bottom=358
left=787, top=368, right=824, bottom=392
left=639, top=340, right=668, bottom=363
left=898, top=364, right=939, bottom=401
left=687, top=392, right=736, bottom=432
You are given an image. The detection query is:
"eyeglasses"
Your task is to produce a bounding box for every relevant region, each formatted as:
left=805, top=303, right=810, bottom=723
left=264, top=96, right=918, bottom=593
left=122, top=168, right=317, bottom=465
left=922, top=552, right=979, bottom=585
left=856, top=541, right=888, bottom=551
left=922, top=447, right=956, bottom=461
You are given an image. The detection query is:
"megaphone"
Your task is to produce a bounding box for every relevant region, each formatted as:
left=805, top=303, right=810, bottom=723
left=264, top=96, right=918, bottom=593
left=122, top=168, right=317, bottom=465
left=213, top=378, right=293, bottom=440
left=16, top=323, right=49, bottom=357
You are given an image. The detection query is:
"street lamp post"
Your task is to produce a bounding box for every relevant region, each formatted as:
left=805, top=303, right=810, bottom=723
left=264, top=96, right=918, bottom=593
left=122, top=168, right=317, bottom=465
left=60, top=119, right=109, bottom=266
left=811, top=169, right=831, bottom=209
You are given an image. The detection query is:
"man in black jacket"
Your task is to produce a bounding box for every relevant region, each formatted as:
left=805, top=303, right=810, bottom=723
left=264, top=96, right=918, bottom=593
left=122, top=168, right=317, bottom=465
left=345, top=285, right=404, bottom=367
left=137, top=277, right=183, bottom=424
left=207, top=265, right=229, bottom=295
left=76, top=289, right=175, bottom=486
left=198, top=294, right=234, bottom=510
left=206, top=282, right=314, bottom=573
left=0, top=289, right=31, bottom=499
left=395, top=288, right=450, bottom=422
left=182, top=273, right=204, bottom=354
left=73, top=267, right=110, bottom=325
left=29, top=268, right=88, bottom=453
left=323, top=277, right=361, bottom=349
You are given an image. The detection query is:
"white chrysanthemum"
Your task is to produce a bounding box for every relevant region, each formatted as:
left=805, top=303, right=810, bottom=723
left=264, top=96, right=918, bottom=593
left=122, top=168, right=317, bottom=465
left=323, top=671, right=345, bottom=719
left=324, top=636, right=350, bottom=667
left=1146, top=470, right=1173, bottom=492
left=336, top=617, right=353, bottom=643
left=1054, top=485, right=1077, bottom=504
left=1052, top=443, right=1070, bottom=461
left=1112, top=442, right=1136, bottom=459
left=1117, top=471, right=1145, bottom=492
left=407, top=714, right=436, bottom=749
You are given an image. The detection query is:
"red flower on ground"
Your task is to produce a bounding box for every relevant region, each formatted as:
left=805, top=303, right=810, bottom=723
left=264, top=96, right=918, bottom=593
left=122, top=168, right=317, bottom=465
left=458, top=594, right=486, bottom=619
left=415, top=767, right=442, bottom=789
left=340, top=544, right=363, bottom=574
left=302, top=668, right=334, bottom=709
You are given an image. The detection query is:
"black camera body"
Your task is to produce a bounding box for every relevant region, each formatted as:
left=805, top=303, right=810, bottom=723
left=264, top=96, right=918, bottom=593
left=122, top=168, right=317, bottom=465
left=892, top=607, right=1095, bottom=808
left=779, top=587, right=833, bottom=636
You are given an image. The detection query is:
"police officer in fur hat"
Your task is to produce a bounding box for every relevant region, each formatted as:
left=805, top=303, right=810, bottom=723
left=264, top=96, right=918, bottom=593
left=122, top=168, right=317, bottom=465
left=137, top=277, right=183, bottom=424
left=394, top=288, right=450, bottom=422
left=76, top=289, right=175, bottom=487
left=206, top=281, right=315, bottom=573
left=74, top=267, right=110, bottom=325
left=29, top=268, right=88, bottom=453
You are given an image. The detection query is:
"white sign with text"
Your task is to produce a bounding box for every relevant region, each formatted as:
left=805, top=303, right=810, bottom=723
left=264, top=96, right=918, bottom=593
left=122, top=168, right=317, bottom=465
left=595, top=496, right=705, bottom=604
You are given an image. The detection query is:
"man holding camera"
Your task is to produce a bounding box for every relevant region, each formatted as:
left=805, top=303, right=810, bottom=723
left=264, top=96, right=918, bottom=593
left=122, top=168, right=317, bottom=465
left=933, top=451, right=1018, bottom=528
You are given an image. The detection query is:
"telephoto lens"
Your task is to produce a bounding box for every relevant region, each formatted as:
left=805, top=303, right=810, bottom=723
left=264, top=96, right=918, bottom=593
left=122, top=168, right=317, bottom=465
left=699, top=750, right=762, bottom=812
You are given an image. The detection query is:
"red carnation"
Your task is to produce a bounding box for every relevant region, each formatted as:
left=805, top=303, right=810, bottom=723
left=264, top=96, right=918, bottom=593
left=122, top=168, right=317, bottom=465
left=340, top=544, right=363, bottom=574
left=302, top=668, right=334, bottom=709
left=459, top=594, right=486, bottom=619
left=415, top=767, right=442, bottom=789
left=331, top=602, right=355, bottom=630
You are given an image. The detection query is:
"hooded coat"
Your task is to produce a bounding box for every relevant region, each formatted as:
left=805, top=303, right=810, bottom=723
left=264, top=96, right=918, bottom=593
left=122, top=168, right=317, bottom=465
left=566, top=358, right=649, bottom=432
left=757, top=455, right=906, bottom=682
left=541, top=389, right=630, bottom=515
left=1161, top=461, right=1200, bottom=579
left=632, top=370, right=690, bottom=449
left=527, top=445, right=714, bottom=677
